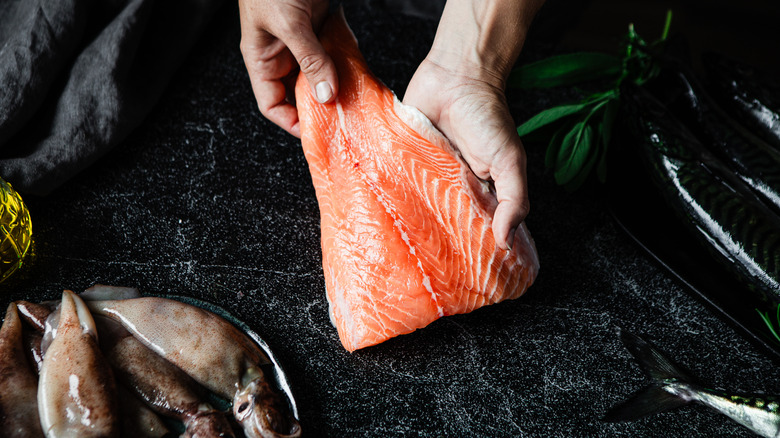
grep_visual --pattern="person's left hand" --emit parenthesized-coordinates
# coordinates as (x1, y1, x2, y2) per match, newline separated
(403, 58, 529, 251)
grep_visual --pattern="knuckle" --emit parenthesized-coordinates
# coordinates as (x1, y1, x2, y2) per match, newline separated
(239, 38, 268, 63)
(297, 52, 326, 75)
(239, 39, 252, 57)
(277, 15, 309, 38)
(519, 198, 531, 218)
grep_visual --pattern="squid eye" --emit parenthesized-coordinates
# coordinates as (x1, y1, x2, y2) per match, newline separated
(237, 402, 250, 413)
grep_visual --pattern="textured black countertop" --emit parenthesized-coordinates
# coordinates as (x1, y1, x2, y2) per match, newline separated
(3, 1, 780, 436)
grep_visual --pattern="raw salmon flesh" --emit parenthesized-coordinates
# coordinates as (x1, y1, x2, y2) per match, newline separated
(295, 10, 539, 352)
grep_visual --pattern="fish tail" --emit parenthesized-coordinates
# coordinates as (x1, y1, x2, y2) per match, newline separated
(603, 328, 697, 422)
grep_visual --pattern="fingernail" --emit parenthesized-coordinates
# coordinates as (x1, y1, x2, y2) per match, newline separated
(316, 81, 332, 103)
(506, 227, 516, 251)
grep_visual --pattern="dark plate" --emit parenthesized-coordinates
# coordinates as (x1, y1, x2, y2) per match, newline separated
(606, 141, 780, 363)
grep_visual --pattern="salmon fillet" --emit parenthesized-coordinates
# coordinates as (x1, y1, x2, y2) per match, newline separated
(295, 10, 539, 352)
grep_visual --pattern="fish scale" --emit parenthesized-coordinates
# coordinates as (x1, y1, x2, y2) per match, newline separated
(648, 67, 780, 215)
(629, 88, 780, 305)
(670, 159, 780, 299)
(704, 53, 780, 153)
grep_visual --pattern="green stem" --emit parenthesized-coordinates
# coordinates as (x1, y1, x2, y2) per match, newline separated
(758, 307, 780, 344)
(660, 10, 673, 41)
(626, 23, 636, 58)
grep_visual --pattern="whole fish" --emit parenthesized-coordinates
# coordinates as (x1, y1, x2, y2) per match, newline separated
(647, 66, 780, 214)
(86, 295, 300, 438)
(0, 303, 44, 437)
(703, 53, 780, 152)
(626, 86, 780, 305)
(38, 290, 119, 437)
(604, 329, 780, 437)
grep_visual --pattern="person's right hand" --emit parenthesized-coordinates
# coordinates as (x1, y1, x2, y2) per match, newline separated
(404, 59, 529, 251)
(404, 0, 545, 250)
(238, 0, 338, 138)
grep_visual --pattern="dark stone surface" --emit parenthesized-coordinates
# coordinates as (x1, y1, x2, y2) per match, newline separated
(2, 1, 779, 437)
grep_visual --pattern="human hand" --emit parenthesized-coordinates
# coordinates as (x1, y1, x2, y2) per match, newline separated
(403, 0, 544, 250)
(403, 59, 529, 251)
(238, 0, 337, 137)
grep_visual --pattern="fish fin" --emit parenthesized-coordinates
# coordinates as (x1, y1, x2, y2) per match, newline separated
(603, 384, 689, 422)
(604, 328, 698, 422)
(0, 302, 22, 339)
(619, 328, 697, 384)
(61, 290, 99, 341)
(14, 300, 52, 332)
(81, 284, 141, 301)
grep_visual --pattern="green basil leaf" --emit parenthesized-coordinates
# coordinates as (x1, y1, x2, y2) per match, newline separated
(584, 89, 617, 104)
(553, 97, 611, 187)
(595, 119, 609, 184)
(596, 97, 620, 182)
(519, 121, 562, 143)
(600, 96, 620, 148)
(518, 90, 617, 139)
(508, 52, 622, 89)
(563, 153, 598, 191)
(544, 121, 571, 169)
(555, 121, 594, 185)
(517, 102, 591, 137)
(553, 121, 583, 180)
(563, 121, 602, 191)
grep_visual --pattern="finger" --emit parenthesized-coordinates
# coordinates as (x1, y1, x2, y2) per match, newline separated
(253, 78, 301, 137)
(490, 140, 529, 251)
(239, 7, 293, 78)
(241, 37, 301, 136)
(243, 41, 296, 81)
(281, 18, 339, 104)
(240, 23, 303, 135)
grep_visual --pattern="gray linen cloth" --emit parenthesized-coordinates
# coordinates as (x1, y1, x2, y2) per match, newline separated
(0, 0, 223, 195)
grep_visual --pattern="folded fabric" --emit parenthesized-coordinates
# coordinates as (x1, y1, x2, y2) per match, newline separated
(0, 0, 223, 195)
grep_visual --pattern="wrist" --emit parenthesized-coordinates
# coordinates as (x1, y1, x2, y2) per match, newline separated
(426, 0, 544, 89)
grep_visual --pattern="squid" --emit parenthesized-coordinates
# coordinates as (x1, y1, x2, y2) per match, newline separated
(116, 386, 170, 438)
(24, 329, 44, 374)
(0, 303, 44, 437)
(16, 300, 56, 333)
(20, 301, 170, 438)
(81, 284, 141, 301)
(15, 301, 49, 374)
(38, 290, 119, 437)
(19, 295, 233, 437)
(86, 295, 301, 438)
(96, 315, 235, 437)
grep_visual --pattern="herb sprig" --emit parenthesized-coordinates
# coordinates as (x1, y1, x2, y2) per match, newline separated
(758, 305, 780, 345)
(510, 11, 673, 190)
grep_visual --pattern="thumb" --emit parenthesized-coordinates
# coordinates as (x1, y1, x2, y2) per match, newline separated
(284, 24, 339, 104)
(490, 137, 529, 251)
